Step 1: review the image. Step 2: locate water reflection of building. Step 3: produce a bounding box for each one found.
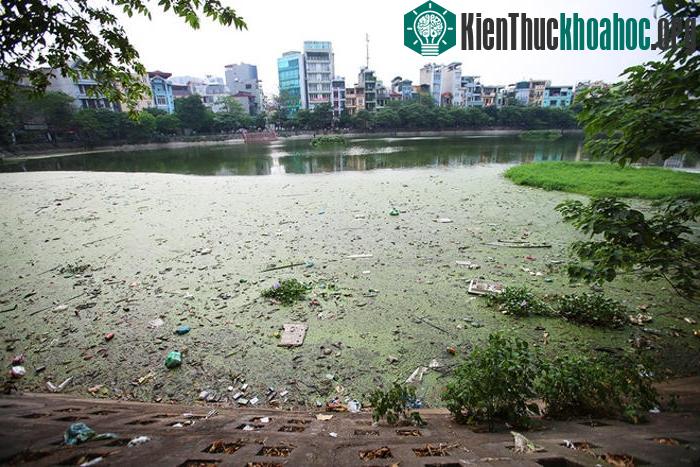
[533,147,564,162]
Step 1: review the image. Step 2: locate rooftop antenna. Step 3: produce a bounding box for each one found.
[366,33,370,69]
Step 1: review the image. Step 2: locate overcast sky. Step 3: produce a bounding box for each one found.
[119,0,664,95]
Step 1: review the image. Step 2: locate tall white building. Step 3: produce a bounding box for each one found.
[303,41,334,110]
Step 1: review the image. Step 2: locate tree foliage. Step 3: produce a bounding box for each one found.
[174,95,212,132]
[443,333,537,430]
[558,1,699,300]
[368,383,424,427]
[0,90,74,143]
[575,1,699,165]
[275,100,577,132]
[0,1,246,110]
[557,197,700,299]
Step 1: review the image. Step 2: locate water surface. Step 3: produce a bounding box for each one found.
[1,136,585,176]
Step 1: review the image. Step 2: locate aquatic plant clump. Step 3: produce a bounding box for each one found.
[310,135,347,147]
[518,130,563,141]
[557,293,628,328]
[486,286,550,317]
[261,279,308,305]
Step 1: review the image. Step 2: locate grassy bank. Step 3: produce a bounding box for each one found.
[505,161,700,200]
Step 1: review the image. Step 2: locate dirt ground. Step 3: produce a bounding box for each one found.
[0,166,698,408]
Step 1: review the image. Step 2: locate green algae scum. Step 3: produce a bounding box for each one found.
[0,135,698,408]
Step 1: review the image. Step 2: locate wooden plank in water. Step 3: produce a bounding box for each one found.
[279,324,308,347]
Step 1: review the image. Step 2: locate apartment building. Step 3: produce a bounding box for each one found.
[147,71,175,114]
[46,66,121,111]
[542,86,574,108]
[224,63,263,115]
[277,51,307,113]
[303,41,334,110]
[331,76,346,117]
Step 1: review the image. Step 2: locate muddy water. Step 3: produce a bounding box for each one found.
[0,141,697,409]
[1,136,583,175]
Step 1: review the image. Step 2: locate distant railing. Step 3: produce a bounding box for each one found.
[242,130,278,143]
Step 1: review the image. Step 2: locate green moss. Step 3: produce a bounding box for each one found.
[504,162,700,200]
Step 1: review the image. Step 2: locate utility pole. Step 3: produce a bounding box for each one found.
[366,33,370,69]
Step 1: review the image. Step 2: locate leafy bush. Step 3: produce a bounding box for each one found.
[368,382,424,426]
[442,333,537,430]
[536,354,657,422]
[261,279,308,305]
[557,293,627,328]
[442,334,658,428]
[486,286,550,317]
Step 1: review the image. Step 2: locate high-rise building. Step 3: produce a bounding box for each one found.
[303,41,334,110]
[277,41,334,114]
[277,51,306,114]
[224,63,263,115]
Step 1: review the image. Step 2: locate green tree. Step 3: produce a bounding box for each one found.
[351,110,374,131]
[253,112,267,130]
[155,114,181,135]
[558,0,699,299]
[0,90,75,143]
[575,2,699,165]
[144,108,168,117]
[175,95,212,133]
[374,108,400,130]
[213,96,251,131]
[73,108,111,145]
[294,109,312,130]
[309,103,333,130]
[337,110,352,129]
[1,1,246,110]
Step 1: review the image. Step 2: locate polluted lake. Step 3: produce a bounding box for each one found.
[0,136,698,410]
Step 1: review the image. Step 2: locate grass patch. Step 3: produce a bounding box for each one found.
[504,162,700,200]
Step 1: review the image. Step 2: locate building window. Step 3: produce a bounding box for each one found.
[156,96,167,105]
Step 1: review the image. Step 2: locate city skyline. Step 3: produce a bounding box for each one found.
[116,0,664,97]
